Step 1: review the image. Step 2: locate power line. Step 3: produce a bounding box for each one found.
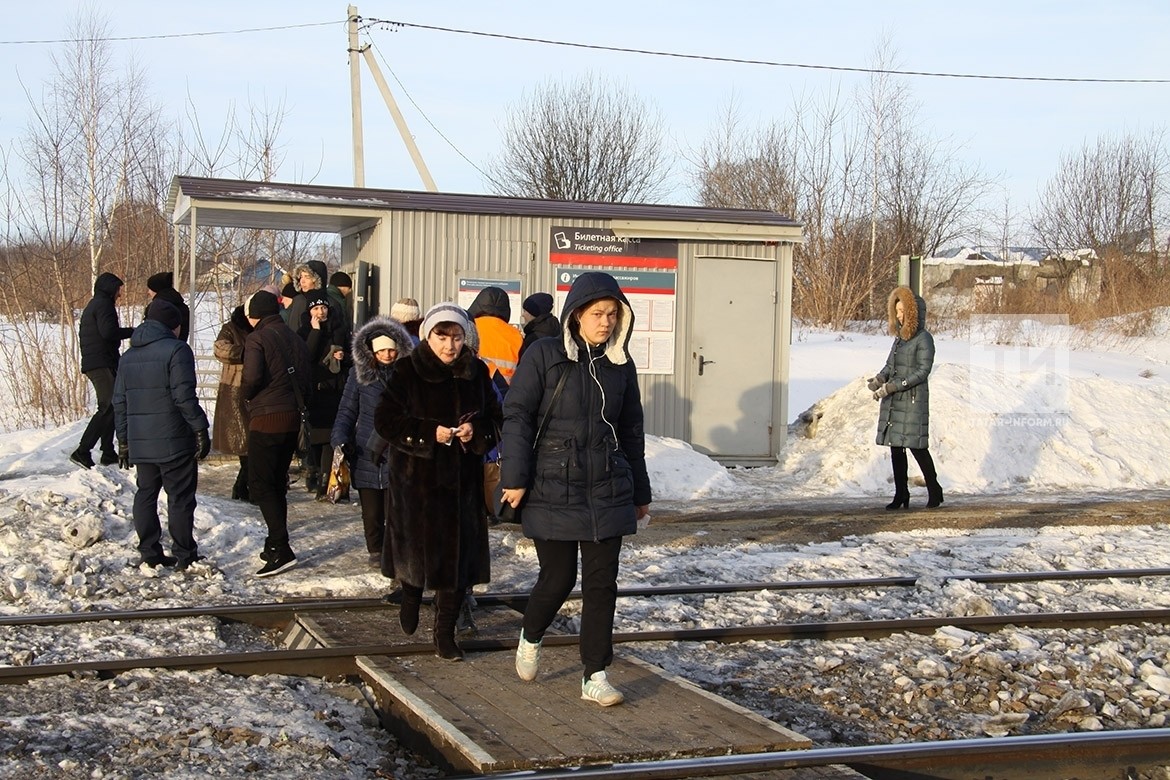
[363,18,1169,85]
[0,20,342,46]
[366,38,493,182]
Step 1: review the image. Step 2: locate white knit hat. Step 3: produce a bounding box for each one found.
[390,297,421,322]
[420,303,471,341]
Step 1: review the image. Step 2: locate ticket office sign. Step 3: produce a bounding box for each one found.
[549,226,678,270]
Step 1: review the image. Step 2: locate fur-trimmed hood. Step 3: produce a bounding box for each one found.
[888,286,927,341]
[350,316,414,386]
[560,271,634,365]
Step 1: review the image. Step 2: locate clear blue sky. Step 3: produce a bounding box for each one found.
[2,1,1168,241]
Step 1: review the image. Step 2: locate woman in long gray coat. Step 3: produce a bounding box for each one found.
[868,286,944,509]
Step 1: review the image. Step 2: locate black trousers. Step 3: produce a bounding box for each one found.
[133,455,199,563]
[357,487,386,555]
[523,536,623,679]
[248,429,297,551]
[77,368,116,456]
[890,446,938,492]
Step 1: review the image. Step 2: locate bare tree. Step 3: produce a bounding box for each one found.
[0,10,176,429]
[488,73,672,202]
[1031,130,1169,310]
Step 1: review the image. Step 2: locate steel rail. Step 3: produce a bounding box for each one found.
[447,728,1170,780]
[3,566,1168,628]
[3,607,1169,685]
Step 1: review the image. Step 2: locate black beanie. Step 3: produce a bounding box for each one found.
[146,299,182,331]
[522,292,554,318]
[248,290,280,319]
[329,271,353,288]
[147,271,174,293]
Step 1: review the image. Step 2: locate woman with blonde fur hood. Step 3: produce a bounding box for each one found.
[867,285,944,510]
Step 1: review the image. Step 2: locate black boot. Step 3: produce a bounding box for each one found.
[399,584,423,636]
[433,590,464,661]
[886,447,910,510]
[456,591,478,637]
[911,448,943,508]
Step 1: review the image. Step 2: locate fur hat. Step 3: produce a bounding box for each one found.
[390,297,421,323]
[147,271,174,293]
[522,292,554,318]
[420,302,471,341]
[247,290,280,319]
[146,299,182,331]
[329,271,353,288]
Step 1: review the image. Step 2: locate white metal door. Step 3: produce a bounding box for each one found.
[690,257,777,457]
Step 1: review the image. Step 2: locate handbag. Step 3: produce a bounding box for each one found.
[494,364,570,523]
[326,448,351,504]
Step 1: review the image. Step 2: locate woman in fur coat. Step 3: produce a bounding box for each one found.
[374,303,502,660]
[212,304,254,500]
[868,286,944,509]
[331,316,414,568]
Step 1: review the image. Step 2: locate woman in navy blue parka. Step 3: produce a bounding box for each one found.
[499,271,652,707]
[331,316,414,567]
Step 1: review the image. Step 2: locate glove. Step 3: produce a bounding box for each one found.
[866,376,883,392]
[118,441,130,470]
[195,429,211,461]
[872,382,896,400]
[340,443,354,463]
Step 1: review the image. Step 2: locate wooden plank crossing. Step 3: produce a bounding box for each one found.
[295,605,817,773]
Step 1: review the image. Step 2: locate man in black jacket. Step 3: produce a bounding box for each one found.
[72,272,134,470]
[113,300,211,569]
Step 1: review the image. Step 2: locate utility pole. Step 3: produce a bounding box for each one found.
[346,5,438,192]
[348,5,365,187]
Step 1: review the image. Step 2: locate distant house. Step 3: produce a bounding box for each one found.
[196,258,284,290]
[923,245,1099,303]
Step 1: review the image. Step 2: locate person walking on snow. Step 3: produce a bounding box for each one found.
[72,272,135,470]
[113,299,211,569]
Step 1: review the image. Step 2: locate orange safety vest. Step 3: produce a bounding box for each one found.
[474,316,523,385]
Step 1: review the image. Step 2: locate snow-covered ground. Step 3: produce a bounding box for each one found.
[2,313,1169,777]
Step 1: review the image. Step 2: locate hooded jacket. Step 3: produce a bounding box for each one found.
[112,319,209,464]
[79,272,134,373]
[330,317,414,490]
[467,286,522,387]
[874,286,934,449]
[501,271,652,543]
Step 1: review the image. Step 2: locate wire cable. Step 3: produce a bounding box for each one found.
[0,20,342,46]
[365,37,492,181]
[363,18,1170,85]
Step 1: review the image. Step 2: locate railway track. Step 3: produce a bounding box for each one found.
[457,728,1170,780]
[3,564,1168,628]
[3,605,1169,684]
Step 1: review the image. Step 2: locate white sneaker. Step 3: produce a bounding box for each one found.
[515,630,541,681]
[581,671,624,706]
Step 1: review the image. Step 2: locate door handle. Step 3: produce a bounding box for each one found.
[698,354,716,376]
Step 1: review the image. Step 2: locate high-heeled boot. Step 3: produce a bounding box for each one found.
[911,447,944,508]
[433,590,464,661]
[399,584,423,635]
[886,447,910,510]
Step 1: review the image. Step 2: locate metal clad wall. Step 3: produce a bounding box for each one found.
[373,211,789,446]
